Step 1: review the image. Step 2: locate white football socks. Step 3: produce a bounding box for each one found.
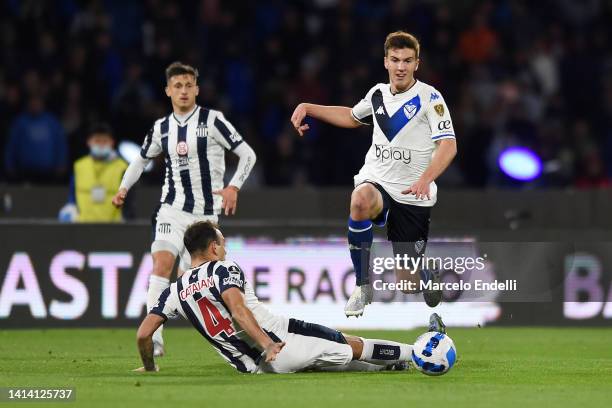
[147,275,170,344]
[359,338,412,366]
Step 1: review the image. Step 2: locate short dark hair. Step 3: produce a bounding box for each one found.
[184,221,220,256]
[88,122,114,139]
[384,31,420,57]
[165,61,199,83]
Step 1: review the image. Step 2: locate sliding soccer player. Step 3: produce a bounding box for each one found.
[134,221,446,373]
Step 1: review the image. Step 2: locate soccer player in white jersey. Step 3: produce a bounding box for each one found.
[112,62,257,356]
[134,221,447,373]
[290,31,457,317]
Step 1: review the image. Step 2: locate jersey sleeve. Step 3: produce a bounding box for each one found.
[149,286,180,321]
[211,111,244,151]
[139,122,163,159]
[426,90,456,141]
[351,86,376,125]
[214,261,246,294]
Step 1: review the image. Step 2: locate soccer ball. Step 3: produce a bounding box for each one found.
[411,331,457,376]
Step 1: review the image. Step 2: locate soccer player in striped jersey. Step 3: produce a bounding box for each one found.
[112,62,256,356]
[290,31,457,317]
[134,221,447,373]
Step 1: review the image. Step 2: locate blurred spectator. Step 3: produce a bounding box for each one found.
[457,11,498,65]
[112,61,154,139]
[0,0,610,189]
[574,152,610,189]
[60,123,129,222]
[4,95,67,182]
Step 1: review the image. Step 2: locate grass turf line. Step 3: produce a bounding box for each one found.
[0,327,611,408]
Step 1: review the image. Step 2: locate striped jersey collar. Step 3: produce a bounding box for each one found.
[172,105,199,125]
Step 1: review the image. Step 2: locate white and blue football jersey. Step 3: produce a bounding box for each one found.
[150,260,289,373]
[140,106,243,215]
[351,80,456,206]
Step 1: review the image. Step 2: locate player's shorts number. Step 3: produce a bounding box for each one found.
[197,297,235,337]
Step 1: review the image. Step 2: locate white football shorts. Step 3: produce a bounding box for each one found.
[255,332,353,374]
[151,203,218,270]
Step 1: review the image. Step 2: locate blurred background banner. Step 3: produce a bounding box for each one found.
[2,222,611,328]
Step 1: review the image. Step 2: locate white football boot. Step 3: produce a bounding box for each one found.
[344,284,373,317]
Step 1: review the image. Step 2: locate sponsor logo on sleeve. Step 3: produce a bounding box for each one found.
[223,275,244,287]
[223,265,244,287]
[437,120,451,130]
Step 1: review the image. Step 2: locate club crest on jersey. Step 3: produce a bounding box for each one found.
[196,123,209,138]
[434,104,445,117]
[176,141,189,156]
[403,103,418,120]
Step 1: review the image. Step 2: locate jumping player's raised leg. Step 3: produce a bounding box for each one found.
[345,182,386,317]
[386,203,442,307]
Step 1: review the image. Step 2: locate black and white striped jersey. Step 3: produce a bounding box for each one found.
[150,260,289,373]
[140,106,243,215]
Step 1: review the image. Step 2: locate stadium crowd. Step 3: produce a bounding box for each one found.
[1,0,611,188]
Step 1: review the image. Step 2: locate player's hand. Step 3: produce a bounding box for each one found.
[112,188,128,208]
[213,185,239,216]
[291,103,310,136]
[402,178,431,200]
[132,365,159,372]
[263,341,286,362]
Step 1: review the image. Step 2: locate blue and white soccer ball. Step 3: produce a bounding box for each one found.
[411,331,457,376]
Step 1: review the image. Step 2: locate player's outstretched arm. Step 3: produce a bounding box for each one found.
[402,138,457,200]
[291,103,361,136]
[112,156,150,208]
[134,314,164,372]
[221,288,285,362]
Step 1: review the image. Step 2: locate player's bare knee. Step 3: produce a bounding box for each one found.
[350,188,375,219]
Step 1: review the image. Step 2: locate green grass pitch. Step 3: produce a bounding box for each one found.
[1,327,611,408]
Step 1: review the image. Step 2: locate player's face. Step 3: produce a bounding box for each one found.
[384,48,419,93]
[165,74,199,113]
